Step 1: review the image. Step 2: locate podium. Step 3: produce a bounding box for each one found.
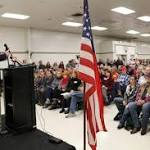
[3,65,36,132]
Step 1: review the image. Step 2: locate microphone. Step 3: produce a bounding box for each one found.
[4,44,9,51]
[3,44,23,66]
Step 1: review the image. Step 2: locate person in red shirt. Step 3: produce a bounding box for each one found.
[59,70,70,91]
[111,66,119,82]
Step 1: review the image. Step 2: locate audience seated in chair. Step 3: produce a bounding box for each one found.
[112,66,129,101]
[114,76,137,121]
[48,70,70,110]
[101,69,114,105]
[59,70,81,114]
[65,85,84,118]
[117,74,150,135]
[33,58,150,136]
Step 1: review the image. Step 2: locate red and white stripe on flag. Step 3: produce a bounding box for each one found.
[79,37,107,150]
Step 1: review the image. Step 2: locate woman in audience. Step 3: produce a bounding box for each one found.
[36,69,47,105]
[117,77,148,134]
[138,72,150,135]
[59,70,81,114]
[39,70,61,108]
[58,61,65,70]
[135,65,144,81]
[34,70,41,103]
[66,59,76,69]
[102,69,114,105]
[114,76,137,121]
[38,60,45,70]
[52,62,58,70]
[47,70,70,110]
[43,70,54,108]
[46,71,63,109]
[111,65,119,82]
[46,61,51,69]
[137,65,147,85]
[60,70,70,90]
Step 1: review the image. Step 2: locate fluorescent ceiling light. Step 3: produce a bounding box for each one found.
[1,13,30,20]
[141,33,150,37]
[137,16,150,22]
[126,30,140,34]
[91,26,108,31]
[62,22,82,27]
[111,7,135,15]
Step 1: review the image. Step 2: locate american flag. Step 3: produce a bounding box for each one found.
[79,0,107,149]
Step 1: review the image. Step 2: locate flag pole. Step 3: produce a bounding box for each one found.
[83,82,86,150]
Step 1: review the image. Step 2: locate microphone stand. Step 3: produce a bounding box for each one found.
[4,44,22,67]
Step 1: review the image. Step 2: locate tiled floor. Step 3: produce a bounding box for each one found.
[1,95,150,150]
[36,104,150,150]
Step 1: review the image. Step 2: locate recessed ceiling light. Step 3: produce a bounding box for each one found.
[62,21,82,27]
[91,26,108,31]
[1,13,30,20]
[137,16,150,22]
[141,33,150,37]
[126,30,140,34]
[111,7,135,15]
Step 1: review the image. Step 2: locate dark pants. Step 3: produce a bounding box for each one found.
[128,102,141,128]
[120,102,141,128]
[114,97,125,116]
[44,87,53,100]
[36,87,46,105]
[141,102,150,129]
[60,97,71,110]
[112,82,126,101]
[52,88,63,99]
[120,106,131,126]
[111,82,119,100]
[102,86,112,104]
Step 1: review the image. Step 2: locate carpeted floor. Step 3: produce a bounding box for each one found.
[0,129,76,150]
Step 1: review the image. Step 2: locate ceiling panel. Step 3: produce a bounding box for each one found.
[0,0,150,42]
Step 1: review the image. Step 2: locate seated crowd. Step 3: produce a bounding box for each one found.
[34,59,83,118]
[34,58,150,135]
[99,58,150,136]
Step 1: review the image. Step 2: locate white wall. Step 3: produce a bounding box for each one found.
[30,29,80,64]
[136,43,150,59]
[0,26,27,51]
[0,26,28,62]
[30,29,110,64]
[0,25,150,66]
[95,39,114,62]
[113,41,137,62]
[97,53,114,62]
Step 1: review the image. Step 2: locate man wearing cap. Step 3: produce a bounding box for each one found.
[112,66,129,101]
